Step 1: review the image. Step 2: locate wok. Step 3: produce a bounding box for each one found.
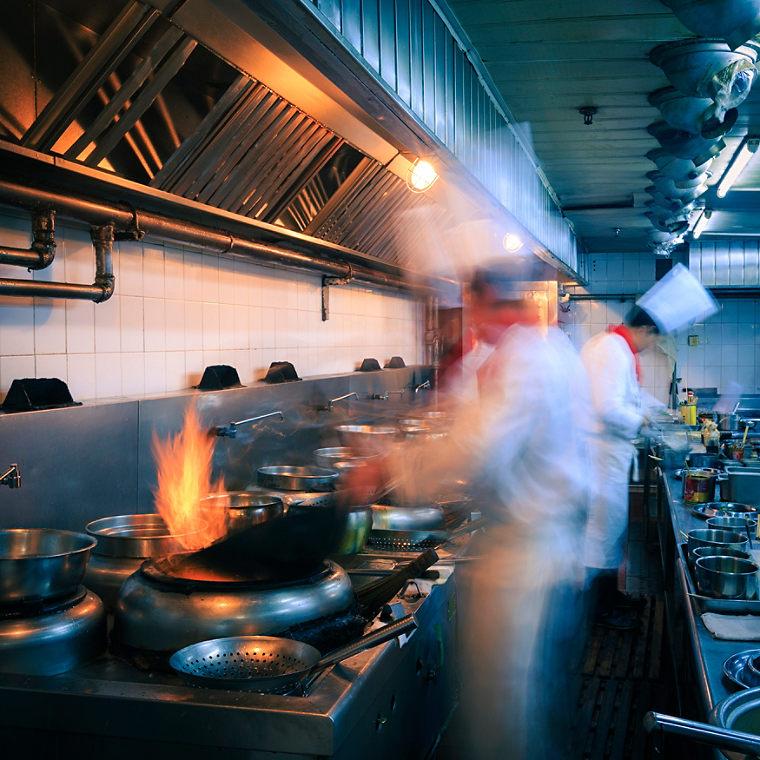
[193,492,350,578]
[170,613,417,694]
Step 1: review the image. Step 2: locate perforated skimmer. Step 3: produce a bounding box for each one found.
[169,614,417,693]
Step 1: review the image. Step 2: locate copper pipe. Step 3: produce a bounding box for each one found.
[0,179,417,292]
[0,209,56,269]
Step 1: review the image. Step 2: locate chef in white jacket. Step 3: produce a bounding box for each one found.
[581,264,718,629]
[581,306,660,629]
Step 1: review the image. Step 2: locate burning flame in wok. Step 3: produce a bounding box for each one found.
[152,402,227,552]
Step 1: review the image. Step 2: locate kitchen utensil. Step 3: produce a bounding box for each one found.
[686,528,749,558]
[200,491,284,533]
[192,492,351,577]
[686,453,722,470]
[367,516,487,552]
[691,502,757,520]
[169,613,417,693]
[371,504,446,531]
[692,546,751,563]
[0,529,96,604]
[723,650,760,689]
[257,465,339,492]
[85,514,198,611]
[312,447,373,469]
[707,516,758,534]
[644,709,760,757]
[335,424,399,453]
[694,556,759,599]
[744,654,760,689]
[683,468,718,503]
[85,514,189,558]
[724,469,760,505]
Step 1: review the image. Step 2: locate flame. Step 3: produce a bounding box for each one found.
[152,402,227,552]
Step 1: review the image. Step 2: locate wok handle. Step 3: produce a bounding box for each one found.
[315,614,418,671]
[644,711,760,755]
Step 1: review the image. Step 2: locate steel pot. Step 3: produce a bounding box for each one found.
[692,545,751,562]
[85,514,196,611]
[0,528,96,604]
[257,465,339,492]
[686,528,749,558]
[371,504,446,531]
[686,453,722,469]
[706,515,758,533]
[720,413,744,432]
[201,491,283,534]
[312,447,373,470]
[695,555,759,599]
[332,506,372,555]
[335,424,399,454]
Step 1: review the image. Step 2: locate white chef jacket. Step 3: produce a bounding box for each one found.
[580,330,644,570]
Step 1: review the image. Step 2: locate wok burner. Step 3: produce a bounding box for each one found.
[0,586,106,675]
[112,556,357,668]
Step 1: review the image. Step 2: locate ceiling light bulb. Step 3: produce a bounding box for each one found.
[503,233,523,252]
[716,138,759,198]
[406,159,438,193]
[692,209,712,239]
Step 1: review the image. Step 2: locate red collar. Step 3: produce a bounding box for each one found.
[608,324,641,382]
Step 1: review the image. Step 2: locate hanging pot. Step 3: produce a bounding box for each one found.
[647,148,714,179]
[661,0,760,50]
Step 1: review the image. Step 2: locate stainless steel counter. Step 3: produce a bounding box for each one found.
[0,553,458,759]
[660,471,754,716]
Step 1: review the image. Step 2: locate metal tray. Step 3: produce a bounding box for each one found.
[691,503,758,520]
[723,649,760,690]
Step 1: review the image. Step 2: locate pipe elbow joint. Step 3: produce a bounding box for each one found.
[94,275,115,303]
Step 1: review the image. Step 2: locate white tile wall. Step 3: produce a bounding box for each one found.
[560,251,760,405]
[0,209,423,401]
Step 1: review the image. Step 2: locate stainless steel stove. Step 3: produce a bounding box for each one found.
[0,552,458,760]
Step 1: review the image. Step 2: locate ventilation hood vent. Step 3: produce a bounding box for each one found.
[4,0,443,273]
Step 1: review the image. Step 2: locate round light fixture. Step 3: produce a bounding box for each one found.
[503,233,524,253]
[406,159,438,193]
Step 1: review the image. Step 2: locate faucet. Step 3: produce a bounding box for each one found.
[0,464,20,489]
[214,411,284,438]
[413,380,431,395]
[318,392,358,411]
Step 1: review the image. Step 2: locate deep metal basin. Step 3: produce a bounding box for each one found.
[695,555,759,599]
[86,514,188,558]
[257,466,339,492]
[0,528,96,603]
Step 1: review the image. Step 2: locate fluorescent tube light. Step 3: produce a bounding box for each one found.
[692,209,712,239]
[716,138,759,198]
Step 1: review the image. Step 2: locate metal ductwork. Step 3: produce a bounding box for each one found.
[661,0,760,50]
[647,169,710,192]
[648,86,737,139]
[646,148,714,179]
[650,39,759,121]
[647,121,726,162]
[2,0,450,286]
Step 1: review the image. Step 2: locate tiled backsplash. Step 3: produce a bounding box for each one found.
[561,252,760,405]
[0,208,423,401]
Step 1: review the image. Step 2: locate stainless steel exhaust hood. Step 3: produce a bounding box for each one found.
[1,0,448,280]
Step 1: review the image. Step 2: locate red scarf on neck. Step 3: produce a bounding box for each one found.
[608,324,641,382]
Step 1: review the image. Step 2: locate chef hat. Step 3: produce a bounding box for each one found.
[636,263,718,334]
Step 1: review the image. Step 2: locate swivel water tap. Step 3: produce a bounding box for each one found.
[214,411,284,438]
[0,464,20,489]
[413,380,431,395]
[317,392,358,411]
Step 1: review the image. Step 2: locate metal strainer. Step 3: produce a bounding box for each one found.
[169,614,417,694]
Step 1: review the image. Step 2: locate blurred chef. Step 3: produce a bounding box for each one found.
[580,306,660,629]
[350,256,595,760]
[581,264,718,630]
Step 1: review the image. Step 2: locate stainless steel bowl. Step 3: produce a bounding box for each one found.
[695,556,759,599]
[692,546,751,562]
[312,447,373,469]
[0,528,96,603]
[257,466,339,492]
[335,424,398,453]
[201,491,284,533]
[686,528,749,558]
[86,514,188,558]
[371,504,446,531]
[706,515,758,533]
